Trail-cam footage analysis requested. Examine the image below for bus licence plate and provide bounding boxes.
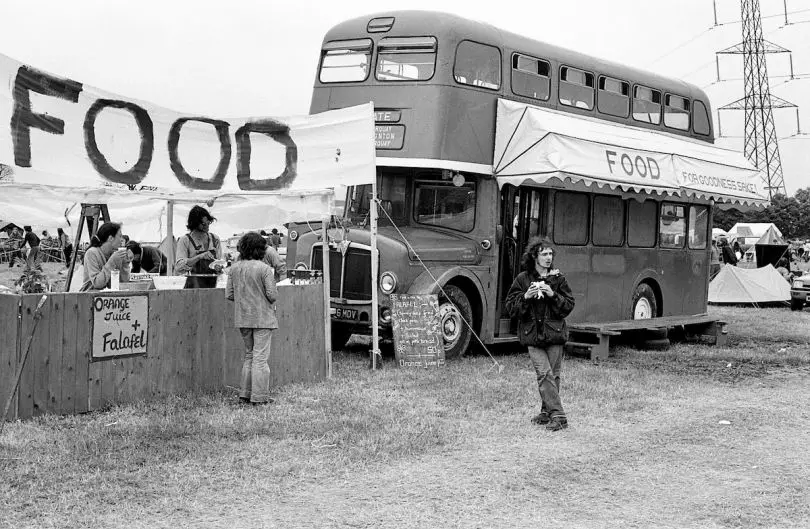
[335,308,358,320]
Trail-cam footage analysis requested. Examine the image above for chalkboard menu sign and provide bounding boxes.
[390,294,444,368]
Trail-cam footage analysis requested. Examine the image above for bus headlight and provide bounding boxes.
[380,271,398,294]
[295,262,308,271]
[289,230,299,241]
[794,279,804,289]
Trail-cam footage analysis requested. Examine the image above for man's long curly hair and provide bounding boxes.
[237,232,267,261]
[520,236,555,272]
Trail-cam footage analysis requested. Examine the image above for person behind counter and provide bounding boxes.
[80,222,132,291]
[174,205,223,288]
[226,232,278,405]
[126,240,168,275]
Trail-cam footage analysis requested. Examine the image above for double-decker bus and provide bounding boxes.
[288,11,758,357]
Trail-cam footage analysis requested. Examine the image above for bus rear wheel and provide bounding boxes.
[439,285,473,359]
[631,283,657,320]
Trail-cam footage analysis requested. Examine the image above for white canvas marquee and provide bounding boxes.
[493,99,767,207]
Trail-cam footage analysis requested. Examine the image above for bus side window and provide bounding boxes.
[659,203,686,249]
[559,66,594,110]
[454,40,501,90]
[664,94,691,131]
[592,195,625,246]
[553,191,589,245]
[597,76,630,118]
[512,53,550,101]
[688,205,709,249]
[633,86,662,125]
[627,199,657,248]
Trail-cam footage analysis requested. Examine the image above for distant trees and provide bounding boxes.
[714,187,810,239]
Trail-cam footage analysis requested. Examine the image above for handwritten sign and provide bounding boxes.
[92,294,148,359]
[390,294,444,368]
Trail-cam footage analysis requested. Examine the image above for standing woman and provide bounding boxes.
[57,228,73,268]
[226,232,278,405]
[175,205,223,288]
[505,237,576,432]
[81,222,132,291]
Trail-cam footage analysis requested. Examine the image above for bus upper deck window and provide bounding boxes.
[319,39,373,83]
[376,36,437,82]
[511,53,550,101]
[597,76,630,118]
[693,100,711,136]
[633,85,662,125]
[559,66,594,110]
[664,94,691,131]
[454,40,501,90]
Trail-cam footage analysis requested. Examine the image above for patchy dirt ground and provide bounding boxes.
[0,262,68,292]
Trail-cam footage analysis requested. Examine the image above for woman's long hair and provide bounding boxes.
[90,222,121,248]
[237,232,267,261]
[520,236,555,272]
[187,205,216,231]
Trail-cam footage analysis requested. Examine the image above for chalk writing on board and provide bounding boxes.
[390,294,444,368]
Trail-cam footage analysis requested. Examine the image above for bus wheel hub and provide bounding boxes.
[440,305,461,345]
[634,298,652,319]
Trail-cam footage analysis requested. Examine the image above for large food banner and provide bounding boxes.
[0,53,375,192]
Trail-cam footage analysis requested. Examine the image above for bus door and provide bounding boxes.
[495,185,547,335]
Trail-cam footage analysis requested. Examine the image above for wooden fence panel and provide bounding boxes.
[7,284,326,421]
[147,290,165,399]
[74,294,92,414]
[46,294,65,414]
[17,296,39,418]
[60,294,80,414]
[0,295,21,421]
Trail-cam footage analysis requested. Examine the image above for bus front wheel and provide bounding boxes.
[631,283,657,320]
[439,285,473,358]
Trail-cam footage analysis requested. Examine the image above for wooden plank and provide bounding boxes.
[60,294,80,414]
[17,296,39,419]
[147,291,164,399]
[74,294,92,414]
[31,294,52,416]
[176,289,196,393]
[571,314,718,333]
[0,295,21,422]
[46,294,65,414]
[197,290,218,390]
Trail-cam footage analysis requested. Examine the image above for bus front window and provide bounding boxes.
[319,39,373,83]
[344,173,408,227]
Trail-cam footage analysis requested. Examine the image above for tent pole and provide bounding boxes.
[166,200,175,276]
[321,214,332,379]
[371,178,380,370]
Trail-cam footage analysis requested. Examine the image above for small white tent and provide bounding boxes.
[708,264,790,304]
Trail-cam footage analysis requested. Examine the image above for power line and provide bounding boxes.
[643,27,714,68]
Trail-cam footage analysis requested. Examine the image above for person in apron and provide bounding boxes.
[174,205,223,288]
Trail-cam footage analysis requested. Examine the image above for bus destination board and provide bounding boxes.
[375,125,405,150]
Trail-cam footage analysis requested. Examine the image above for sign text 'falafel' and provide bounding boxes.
[92,295,148,359]
[0,54,374,192]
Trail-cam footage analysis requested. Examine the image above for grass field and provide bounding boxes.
[1,305,809,528]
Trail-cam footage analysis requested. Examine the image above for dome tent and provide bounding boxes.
[708,264,790,304]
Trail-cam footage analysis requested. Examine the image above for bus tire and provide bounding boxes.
[790,299,804,311]
[331,326,353,351]
[631,283,657,320]
[439,285,473,359]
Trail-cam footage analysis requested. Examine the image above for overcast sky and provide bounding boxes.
[0,0,808,192]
